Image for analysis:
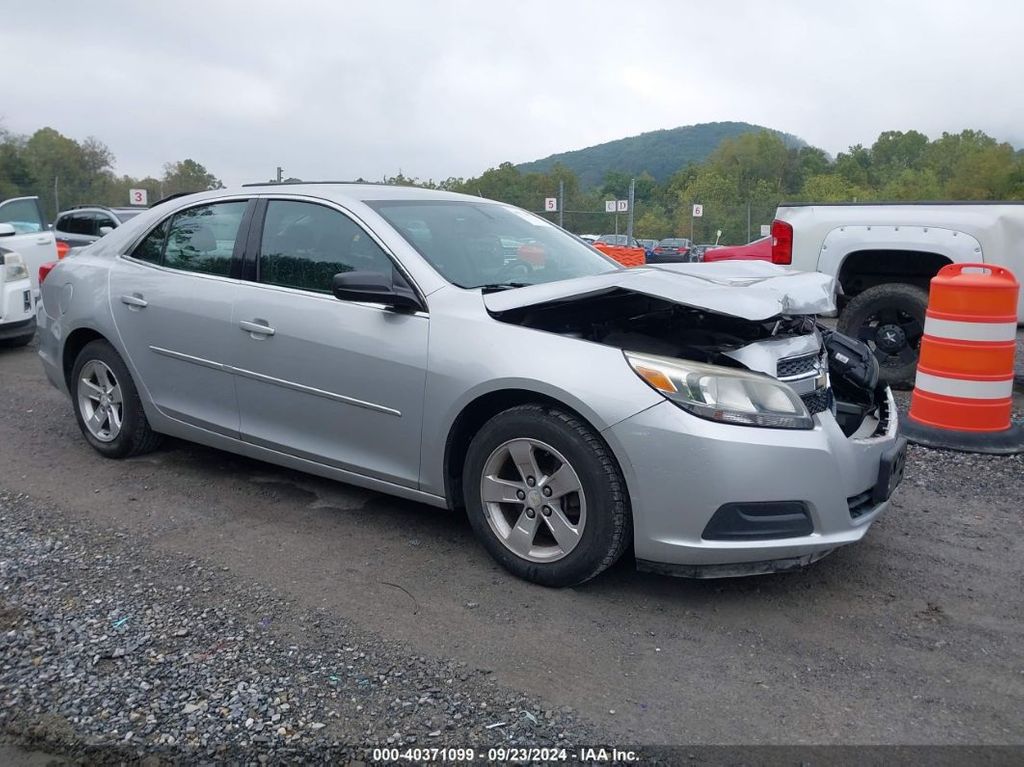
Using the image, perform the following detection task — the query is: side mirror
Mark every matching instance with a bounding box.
[0,223,15,237]
[332,269,423,311]
[99,226,114,236]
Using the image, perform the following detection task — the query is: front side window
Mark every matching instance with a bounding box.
[258,200,394,293]
[0,198,44,233]
[96,214,119,233]
[367,200,619,289]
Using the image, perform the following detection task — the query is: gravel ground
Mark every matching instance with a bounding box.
[1,340,1022,763]
[0,490,598,763]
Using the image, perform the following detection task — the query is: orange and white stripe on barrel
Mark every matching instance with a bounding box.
[908,263,1019,432]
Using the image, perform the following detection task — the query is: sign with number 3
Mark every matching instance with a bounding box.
[129,188,148,206]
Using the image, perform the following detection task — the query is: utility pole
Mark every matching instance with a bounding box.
[626,178,635,242]
[746,201,751,243]
[558,179,564,229]
[53,176,59,217]
[276,166,284,183]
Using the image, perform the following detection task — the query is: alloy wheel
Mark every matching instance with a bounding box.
[479,438,587,563]
[77,360,124,442]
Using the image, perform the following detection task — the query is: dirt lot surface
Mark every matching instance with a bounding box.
[1,339,1022,761]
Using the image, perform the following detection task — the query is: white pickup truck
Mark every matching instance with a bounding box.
[771,202,1024,386]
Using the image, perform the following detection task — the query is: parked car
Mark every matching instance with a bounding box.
[37,184,905,586]
[578,234,599,244]
[0,196,59,293]
[773,202,1024,387]
[637,238,659,259]
[0,234,35,346]
[702,236,771,263]
[649,238,692,263]
[54,205,147,249]
[595,234,642,248]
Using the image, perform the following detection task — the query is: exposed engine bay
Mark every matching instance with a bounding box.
[489,287,891,438]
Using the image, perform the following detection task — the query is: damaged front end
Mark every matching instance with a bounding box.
[485,262,892,438]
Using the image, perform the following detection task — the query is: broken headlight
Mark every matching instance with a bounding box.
[625,351,814,430]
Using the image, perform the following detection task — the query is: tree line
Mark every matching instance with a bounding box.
[3,124,1021,245]
[419,128,1024,244]
[0,126,223,220]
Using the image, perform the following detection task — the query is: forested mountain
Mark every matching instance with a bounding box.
[515,121,806,186]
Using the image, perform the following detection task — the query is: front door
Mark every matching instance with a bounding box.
[230,198,428,488]
[109,198,252,437]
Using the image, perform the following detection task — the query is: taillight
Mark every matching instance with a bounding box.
[39,261,58,285]
[56,240,70,259]
[771,219,793,265]
[654,247,663,254]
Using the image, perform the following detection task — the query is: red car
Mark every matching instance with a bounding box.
[701,236,771,262]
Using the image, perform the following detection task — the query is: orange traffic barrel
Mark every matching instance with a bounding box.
[901,263,1023,454]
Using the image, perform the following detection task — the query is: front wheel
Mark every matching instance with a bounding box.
[463,404,631,587]
[838,283,928,389]
[70,339,163,458]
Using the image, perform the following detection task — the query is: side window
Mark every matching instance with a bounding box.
[131,219,169,264]
[258,200,393,293]
[96,214,118,234]
[0,199,44,233]
[63,214,93,236]
[163,201,247,276]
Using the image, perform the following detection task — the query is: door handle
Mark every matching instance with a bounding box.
[120,293,148,309]
[36,236,51,245]
[239,319,275,337]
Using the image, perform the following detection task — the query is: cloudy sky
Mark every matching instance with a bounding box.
[4,0,1022,185]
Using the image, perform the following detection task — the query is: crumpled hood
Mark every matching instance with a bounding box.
[483,261,837,321]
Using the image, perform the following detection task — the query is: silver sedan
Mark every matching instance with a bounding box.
[36,184,905,586]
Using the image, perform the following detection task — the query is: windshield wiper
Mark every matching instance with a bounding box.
[477,282,532,293]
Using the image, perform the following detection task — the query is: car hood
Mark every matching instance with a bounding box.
[483,261,837,321]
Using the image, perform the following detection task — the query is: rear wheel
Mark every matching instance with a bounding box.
[463,404,631,587]
[838,283,928,389]
[71,340,162,458]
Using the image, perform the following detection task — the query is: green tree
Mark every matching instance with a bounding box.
[161,159,223,197]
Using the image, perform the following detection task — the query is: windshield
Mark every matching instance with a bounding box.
[367,199,620,289]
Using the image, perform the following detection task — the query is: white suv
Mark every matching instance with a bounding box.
[0,196,59,294]
[0,234,35,346]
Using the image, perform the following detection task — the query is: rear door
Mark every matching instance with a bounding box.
[0,197,57,291]
[108,198,254,437]
[230,197,429,487]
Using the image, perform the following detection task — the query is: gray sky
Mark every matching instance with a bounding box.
[5,0,1022,185]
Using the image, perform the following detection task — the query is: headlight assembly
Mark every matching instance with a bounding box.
[625,351,814,430]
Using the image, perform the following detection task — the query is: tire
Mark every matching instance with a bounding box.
[462,404,631,587]
[70,339,163,458]
[837,283,929,389]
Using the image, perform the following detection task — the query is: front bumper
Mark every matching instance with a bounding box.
[604,392,902,574]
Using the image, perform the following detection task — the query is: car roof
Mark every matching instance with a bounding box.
[235,182,487,205]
